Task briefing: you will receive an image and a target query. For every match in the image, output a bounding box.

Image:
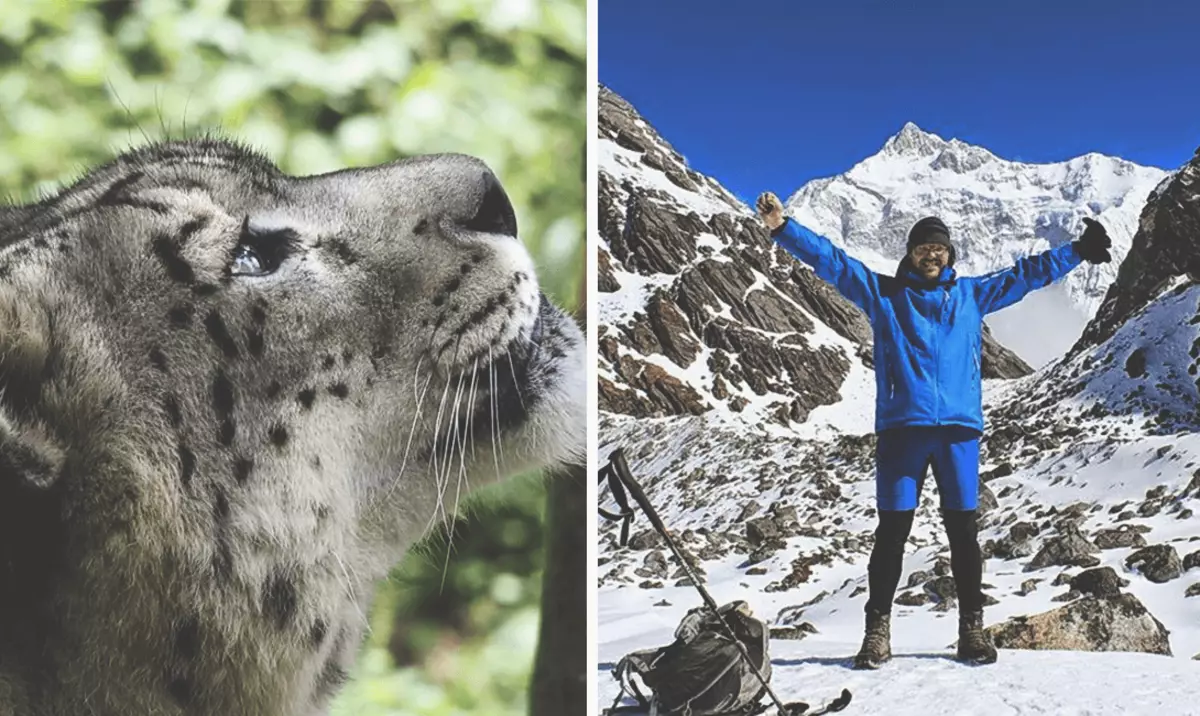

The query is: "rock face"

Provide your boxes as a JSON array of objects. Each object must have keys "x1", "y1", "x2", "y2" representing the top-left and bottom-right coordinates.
[
  {"x1": 975, "y1": 146, "x2": 1200, "y2": 485},
  {"x1": 1074, "y1": 154, "x2": 1200, "y2": 355},
  {"x1": 769, "y1": 622, "x2": 818, "y2": 641},
  {"x1": 596, "y1": 84, "x2": 1032, "y2": 427},
  {"x1": 986, "y1": 594, "x2": 1173, "y2": 656},
  {"x1": 923, "y1": 575, "x2": 959, "y2": 603},
  {"x1": 987, "y1": 521, "x2": 1039, "y2": 560}
]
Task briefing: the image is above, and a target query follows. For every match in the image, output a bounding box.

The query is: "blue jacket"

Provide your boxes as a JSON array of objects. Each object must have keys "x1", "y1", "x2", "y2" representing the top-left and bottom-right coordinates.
[{"x1": 772, "y1": 217, "x2": 1083, "y2": 433}]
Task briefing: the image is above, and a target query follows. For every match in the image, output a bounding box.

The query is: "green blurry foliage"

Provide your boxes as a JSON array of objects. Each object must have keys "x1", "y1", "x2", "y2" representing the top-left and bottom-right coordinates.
[
  {"x1": 0, "y1": 0, "x2": 583, "y2": 303},
  {"x1": 0, "y1": 0, "x2": 584, "y2": 713}
]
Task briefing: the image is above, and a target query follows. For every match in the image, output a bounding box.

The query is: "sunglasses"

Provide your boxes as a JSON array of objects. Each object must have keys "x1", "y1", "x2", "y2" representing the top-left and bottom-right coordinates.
[{"x1": 912, "y1": 244, "x2": 949, "y2": 258}]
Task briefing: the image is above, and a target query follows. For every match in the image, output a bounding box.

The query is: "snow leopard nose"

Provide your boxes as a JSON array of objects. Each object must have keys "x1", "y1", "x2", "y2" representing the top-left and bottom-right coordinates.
[
  {"x1": 461, "y1": 169, "x2": 517, "y2": 238},
  {"x1": 421, "y1": 154, "x2": 517, "y2": 240}
]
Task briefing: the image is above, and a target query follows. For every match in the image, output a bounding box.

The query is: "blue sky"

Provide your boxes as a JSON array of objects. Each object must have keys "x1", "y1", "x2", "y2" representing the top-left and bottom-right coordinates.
[{"x1": 600, "y1": 0, "x2": 1200, "y2": 203}]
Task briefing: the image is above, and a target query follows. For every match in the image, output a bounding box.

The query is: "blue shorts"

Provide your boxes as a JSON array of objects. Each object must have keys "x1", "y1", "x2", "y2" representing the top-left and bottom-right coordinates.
[{"x1": 875, "y1": 426, "x2": 981, "y2": 511}]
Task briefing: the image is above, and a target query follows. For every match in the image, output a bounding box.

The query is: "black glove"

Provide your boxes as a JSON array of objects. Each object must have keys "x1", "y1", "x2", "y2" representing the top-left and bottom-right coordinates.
[{"x1": 1073, "y1": 217, "x2": 1112, "y2": 264}]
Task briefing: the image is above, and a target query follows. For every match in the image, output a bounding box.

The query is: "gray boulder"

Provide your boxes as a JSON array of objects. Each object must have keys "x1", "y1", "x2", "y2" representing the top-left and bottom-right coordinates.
[{"x1": 985, "y1": 594, "x2": 1172, "y2": 656}]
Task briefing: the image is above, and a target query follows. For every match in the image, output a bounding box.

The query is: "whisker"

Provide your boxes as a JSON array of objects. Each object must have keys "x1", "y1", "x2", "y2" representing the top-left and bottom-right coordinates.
[
  {"x1": 425, "y1": 376, "x2": 454, "y2": 534},
  {"x1": 438, "y1": 516, "x2": 458, "y2": 595},
  {"x1": 466, "y1": 357, "x2": 481, "y2": 464},
  {"x1": 440, "y1": 368, "x2": 468, "y2": 537},
  {"x1": 505, "y1": 350, "x2": 526, "y2": 412},
  {"x1": 489, "y1": 349, "x2": 502, "y2": 482},
  {"x1": 411, "y1": 354, "x2": 426, "y2": 400},
  {"x1": 382, "y1": 371, "x2": 434, "y2": 506},
  {"x1": 332, "y1": 551, "x2": 370, "y2": 634}
]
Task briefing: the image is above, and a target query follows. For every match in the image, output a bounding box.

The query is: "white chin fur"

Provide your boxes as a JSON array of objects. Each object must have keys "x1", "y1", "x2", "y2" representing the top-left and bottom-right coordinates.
[{"x1": 496, "y1": 316, "x2": 586, "y2": 474}]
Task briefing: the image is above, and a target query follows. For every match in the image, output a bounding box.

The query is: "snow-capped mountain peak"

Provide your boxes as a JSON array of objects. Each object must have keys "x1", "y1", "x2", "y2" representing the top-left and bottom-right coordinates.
[
  {"x1": 876, "y1": 122, "x2": 999, "y2": 173},
  {"x1": 881, "y1": 121, "x2": 947, "y2": 157}
]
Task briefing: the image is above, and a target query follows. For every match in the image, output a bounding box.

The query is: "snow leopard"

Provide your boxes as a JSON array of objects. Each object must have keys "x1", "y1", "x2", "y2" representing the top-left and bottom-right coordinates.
[{"x1": 0, "y1": 138, "x2": 585, "y2": 715}]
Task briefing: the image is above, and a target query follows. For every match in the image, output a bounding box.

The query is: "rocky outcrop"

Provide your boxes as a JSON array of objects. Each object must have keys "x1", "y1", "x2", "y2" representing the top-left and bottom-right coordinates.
[
  {"x1": 1074, "y1": 153, "x2": 1199, "y2": 355},
  {"x1": 597, "y1": 247, "x2": 620, "y2": 292},
  {"x1": 601, "y1": 354, "x2": 708, "y2": 417},
  {"x1": 895, "y1": 591, "x2": 930, "y2": 607},
  {"x1": 980, "y1": 322, "x2": 1032, "y2": 378},
  {"x1": 986, "y1": 521, "x2": 1040, "y2": 560},
  {"x1": 1124, "y1": 544, "x2": 1183, "y2": 584},
  {"x1": 1184, "y1": 550, "x2": 1200, "y2": 572},
  {"x1": 985, "y1": 594, "x2": 1172, "y2": 656},
  {"x1": 1069, "y1": 567, "x2": 1129, "y2": 599},
  {"x1": 769, "y1": 622, "x2": 818, "y2": 641},
  {"x1": 1093, "y1": 525, "x2": 1149, "y2": 550},
  {"x1": 1025, "y1": 524, "x2": 1101, "y2": 571}
]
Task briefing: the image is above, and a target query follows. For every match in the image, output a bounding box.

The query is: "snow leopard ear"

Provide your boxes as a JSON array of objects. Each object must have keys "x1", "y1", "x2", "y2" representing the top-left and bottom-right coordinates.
[{"x1": 0, "y1": 416, "x2": 65, "y2": 490}]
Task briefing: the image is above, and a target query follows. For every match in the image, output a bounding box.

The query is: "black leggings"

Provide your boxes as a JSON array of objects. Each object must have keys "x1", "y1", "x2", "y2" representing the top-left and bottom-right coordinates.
[{"x1": 865, "y1": 509, "x2": 983, "y2": 614}]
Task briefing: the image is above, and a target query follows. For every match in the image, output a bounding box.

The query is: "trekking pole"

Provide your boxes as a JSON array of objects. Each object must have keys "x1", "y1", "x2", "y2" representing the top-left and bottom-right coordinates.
[{"x1": 605, "y1": 449, "x2": 803, "y2": 716}]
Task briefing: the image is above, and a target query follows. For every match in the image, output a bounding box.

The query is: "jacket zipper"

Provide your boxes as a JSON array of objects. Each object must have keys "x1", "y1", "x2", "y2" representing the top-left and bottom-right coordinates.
[{"x1": 934, "y1": 289, "x2": 948, "y2": 424}]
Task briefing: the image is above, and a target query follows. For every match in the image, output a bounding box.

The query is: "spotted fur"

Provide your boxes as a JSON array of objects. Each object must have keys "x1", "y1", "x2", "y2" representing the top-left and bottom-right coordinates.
[{"x1": 0, "y1": 138, "x2": 585, "y2": 715}]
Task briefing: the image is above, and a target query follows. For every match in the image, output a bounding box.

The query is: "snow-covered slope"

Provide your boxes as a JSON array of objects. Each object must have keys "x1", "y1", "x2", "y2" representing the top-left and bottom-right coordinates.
[
  {"x1": 598, "y1": 401, "x2": 1200, "y2": 712},
  {"x1": 597, "y1": 86, "x2": 1200, "y2": 715},
  {"x1": 785, "y1": 123, "x2": 1170, "y2": 367}
]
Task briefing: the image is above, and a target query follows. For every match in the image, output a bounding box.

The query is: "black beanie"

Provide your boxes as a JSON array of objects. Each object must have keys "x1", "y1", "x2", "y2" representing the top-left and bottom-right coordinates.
[{"x1": 907, "y1": 216, "x2": 954, "y2": 263}]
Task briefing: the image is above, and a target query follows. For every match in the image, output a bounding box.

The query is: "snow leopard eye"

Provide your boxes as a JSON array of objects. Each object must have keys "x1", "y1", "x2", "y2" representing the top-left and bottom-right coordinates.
[{"x1": 231, "y1": 219, "x2": 300, "y2": 277}]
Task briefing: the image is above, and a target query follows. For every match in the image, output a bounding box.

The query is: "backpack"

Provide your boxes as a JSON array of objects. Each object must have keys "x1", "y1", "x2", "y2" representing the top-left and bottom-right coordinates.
[
  {"x1": 609, "y1": 601, "x2": 771, "y2": 716},
  {"x1": 599, "y1": 449, "x2": 851, "y2": 716}
]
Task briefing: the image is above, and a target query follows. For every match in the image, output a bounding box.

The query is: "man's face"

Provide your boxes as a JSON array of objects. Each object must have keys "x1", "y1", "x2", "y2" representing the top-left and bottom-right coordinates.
[{"x1": 910, "y1": 243, "x2": 949, "y2": 279}]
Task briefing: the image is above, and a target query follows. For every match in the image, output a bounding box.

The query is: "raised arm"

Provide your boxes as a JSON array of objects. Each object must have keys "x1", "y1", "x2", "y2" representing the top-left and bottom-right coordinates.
[
  {"x1": 971, "y1": 218, "x2": 1111, "y2": 315},
  {"x1": 757, "y1": 192, "x2": 881, "y2": 318}
]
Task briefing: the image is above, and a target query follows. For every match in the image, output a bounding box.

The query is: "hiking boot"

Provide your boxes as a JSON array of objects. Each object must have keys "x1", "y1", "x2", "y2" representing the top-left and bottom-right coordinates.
[
  {"x1": 852, "y1": 609, "x2": 891, "y2": 670},
  {"x1": 956, "y1": 610, "x2": 998, "y2": 665}
]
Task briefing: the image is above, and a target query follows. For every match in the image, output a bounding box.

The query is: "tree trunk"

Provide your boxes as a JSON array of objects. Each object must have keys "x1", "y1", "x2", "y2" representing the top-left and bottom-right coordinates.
[
  {"x1": 529, "y1": 262, "x2": 589, "y2": 715},
  {"x1": 529, "y1": 463, "x2": 588, "y2": 715}
]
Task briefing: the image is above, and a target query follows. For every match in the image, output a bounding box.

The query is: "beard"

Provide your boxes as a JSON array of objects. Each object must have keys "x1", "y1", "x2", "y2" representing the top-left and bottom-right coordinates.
[{"x1": 918, "y1": 258, "x2": 944, "y2": 276}]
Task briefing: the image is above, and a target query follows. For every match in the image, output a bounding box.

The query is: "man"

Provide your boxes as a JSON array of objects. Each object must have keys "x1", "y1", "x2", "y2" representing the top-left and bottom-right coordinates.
[{"x1": 754, "y1": 192, "x2": 1112, "y2": 668}]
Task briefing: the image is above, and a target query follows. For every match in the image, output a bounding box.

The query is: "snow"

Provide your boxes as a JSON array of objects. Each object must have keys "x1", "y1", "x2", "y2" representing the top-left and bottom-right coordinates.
[
  {"x1": 597, "y1": 420, "x2": 1200, "y2": 713},
  {"x1": 795, "y1": 357, "x2": 874, "y2": 439},
  {"x1": 597, "y1": 133, "x2": 746, "y2": 221},
  {"x1": 695, "y1": 232, "x2": 726, "y2": 254},
  {"x1": 595, "y1": 266, "x2": 677, "y2": 327},
  {"x1": 597, "y1": 290, "x2": 1200, "y2": 707},
  {"x1": 598, "y1": 594, "x2": 1200, "y2": 716}
]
